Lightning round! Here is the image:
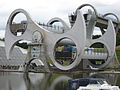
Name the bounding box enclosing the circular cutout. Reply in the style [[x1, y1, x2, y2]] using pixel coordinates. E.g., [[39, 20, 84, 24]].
[[103, 13, 120, 33], [54, 38, 77, 66], [48, 21, 65, 33], [10, 12, 27, 36], [92, 26, 107, 40], [87, 42, 108, 67], [75, 4, 98, 16], [32, 31, 42, 43], [47, 17, 69, 33], [26, 58, 44, 71]]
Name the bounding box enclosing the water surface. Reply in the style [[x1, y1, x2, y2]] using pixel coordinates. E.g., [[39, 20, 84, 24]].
[[0, 72, 120, 90]]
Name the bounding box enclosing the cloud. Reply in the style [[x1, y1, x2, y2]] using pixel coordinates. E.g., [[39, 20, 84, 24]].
[[0, 30, 5, 39], [0, 0, 120, 38]]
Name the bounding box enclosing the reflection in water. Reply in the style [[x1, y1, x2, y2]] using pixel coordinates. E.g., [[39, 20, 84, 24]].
[[0, 72, 26, 90], [49, 76, 71, 90], [23, 73, 44, 90], [88, 72, 118, 85], [0, 72, 119, 90], [24, 73, 71, 90]]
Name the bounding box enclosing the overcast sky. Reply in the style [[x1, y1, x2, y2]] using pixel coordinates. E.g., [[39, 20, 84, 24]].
[[0, 0, 120, 38]]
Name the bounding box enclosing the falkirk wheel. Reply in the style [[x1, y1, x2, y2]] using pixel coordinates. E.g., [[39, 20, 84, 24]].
[[5, 4, 120, 72]]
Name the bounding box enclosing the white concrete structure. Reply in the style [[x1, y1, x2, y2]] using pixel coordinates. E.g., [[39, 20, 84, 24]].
[[0, 41, 26, 70], [5, 4, 119, 71], [5, 9, 86, 70]]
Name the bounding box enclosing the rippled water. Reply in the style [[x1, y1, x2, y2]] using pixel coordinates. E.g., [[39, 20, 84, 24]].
[[0, 72, 120, 90]]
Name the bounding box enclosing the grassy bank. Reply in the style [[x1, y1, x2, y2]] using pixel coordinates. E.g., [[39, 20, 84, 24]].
[[116, 45, 120, 63], [116, 75, 120, 86], [116, 50, 120, 63]]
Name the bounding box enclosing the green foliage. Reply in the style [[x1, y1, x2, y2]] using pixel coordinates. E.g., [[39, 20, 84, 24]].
[[0, 38, 28, 49], [16, 42, 28, 49], [47, 57, 54, 65], [116, 75, 120, 86], [0, 38, 5, 41], [116, 31, 120, 46], [92, 35, 101, 39], [116, 50, 120, 63], [104, 67, 120, 70]]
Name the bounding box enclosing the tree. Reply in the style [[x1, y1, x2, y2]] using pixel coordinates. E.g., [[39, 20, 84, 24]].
[[92, 35, 101, 39], [16, 42, 28, 49], [116, 31, 120, 46]]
